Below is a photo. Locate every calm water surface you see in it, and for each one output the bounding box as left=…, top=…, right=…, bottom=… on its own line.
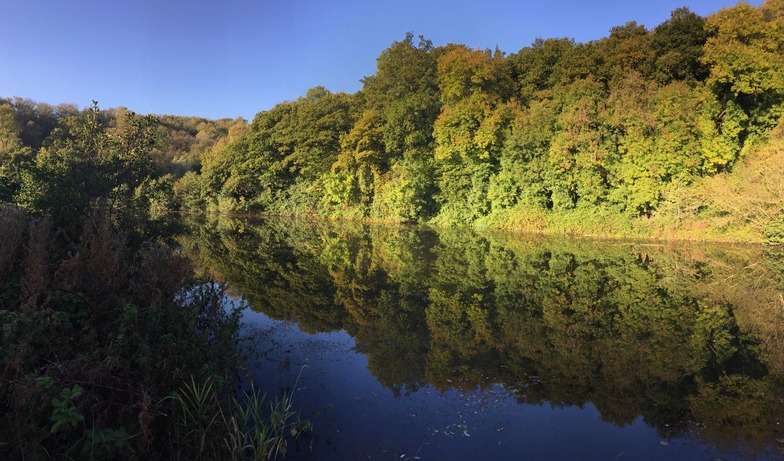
left=184, top=216, right=784, bottom=460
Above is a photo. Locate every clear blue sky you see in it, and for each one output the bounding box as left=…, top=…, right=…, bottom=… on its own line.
left=0, top=0, right=762, bottom=120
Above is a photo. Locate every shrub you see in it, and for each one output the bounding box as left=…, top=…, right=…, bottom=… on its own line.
left=764, top=214, right=784, bottom=245
left=0, top=206, right=299, bottom=460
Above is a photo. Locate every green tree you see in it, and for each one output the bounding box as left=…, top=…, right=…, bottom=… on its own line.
left=547, top=78, right=611, bottom=210
left=703, top=2, right=784, bottom=99
left=372, top=156, right=437, bottom=222
left=511, top=38, right=569, bottom=100
left=0, top=104, right=28, bottom=202
left=201, top=88, right=357, bottom=213
left=0, top=104, right=22, bottom=151
left=650, top=8, right=708, bottom=83
left=361, top=33, right=441, bottom=156
left=329, top=109, right=386, bottom=212
left=490, top=98, right=556, bottom=215
left=595, top=21, right=655, bottom=83
left=432, top=45, right=516, bottom=224
left=15, top=103, right=158, bottom=236
left=605, top=71, right=660, bottom=216
left=702, top=1, right=784, bottom=140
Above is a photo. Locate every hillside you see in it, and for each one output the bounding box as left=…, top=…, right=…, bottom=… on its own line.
left=2, top=1, right=783, bottom=243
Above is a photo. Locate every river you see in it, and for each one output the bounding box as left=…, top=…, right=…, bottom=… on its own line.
left=182, top=215, right=784, bottom=460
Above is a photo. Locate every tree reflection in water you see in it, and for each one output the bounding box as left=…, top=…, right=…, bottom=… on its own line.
left=181, top=216, right=784, bottom=456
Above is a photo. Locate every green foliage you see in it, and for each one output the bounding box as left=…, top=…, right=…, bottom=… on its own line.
left=0, top=104, right=22, bottom=151
left=0, top=208, right=285, bottom=460
left=436, top=44, right=513, bottom=106
left=764, top=214, right=784, bottom=245
left=703, top=2, right=784, bottom=98
left=372, top=156, right=437, bottom=222
left=597, top=21, right=655, bottom=82
left=650, top=7, right=708, bottom=83
left=200, top=87, right=358, bottom=213
left=0, top=99, right=303, bottom=460
left=83, top=427, right=133, bottom=460
left=547, top=77, right=611, bottom=210
left=149, top=113, right=246, bottom=175
left=702, top=1, right=784, bottom=144
left=136, top=173, right=177, bottom=218
left=7, top=2, right=784, bottom=241
left=509, top=38, right=581, bottom=101
left=50, top=385, right=85, bottom=434
left=173, top=170, right=206, bottom=210
left=332, top=109, right=386, bottom=210
left=9, top=102, right=161, bottom=237
left=698, top=132, right=784, bottom=242
left=321, top=170, right=358, bottom=209
left=0, top=97, right=70, bottom=150
left=361, top=33, right=441, bottom=156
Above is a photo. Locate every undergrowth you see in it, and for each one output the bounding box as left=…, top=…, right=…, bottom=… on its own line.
left=0, top=206, right=307, bottom=460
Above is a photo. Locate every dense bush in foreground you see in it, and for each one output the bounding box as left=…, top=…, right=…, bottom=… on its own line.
left=0, top=207, right=302, bottom=460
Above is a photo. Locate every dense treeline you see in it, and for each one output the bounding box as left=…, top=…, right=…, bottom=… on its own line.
left=185, top=215, right=784, bottom=453
left=2, top=3, right=783, bottom=242
left=175, top=1, right=783, bottom=242
left=0, top=96, right=244, bottom=237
